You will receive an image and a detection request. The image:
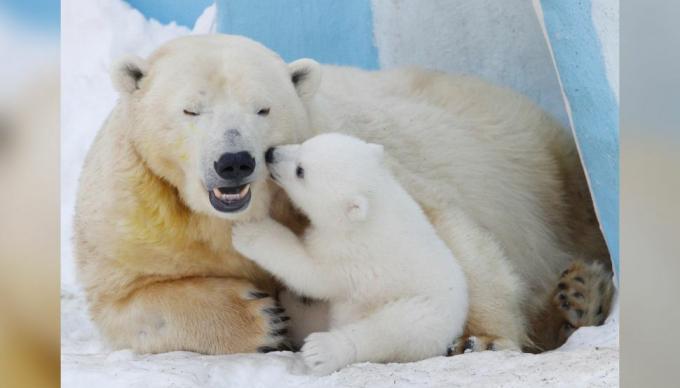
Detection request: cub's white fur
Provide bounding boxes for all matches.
[233,133,468,375]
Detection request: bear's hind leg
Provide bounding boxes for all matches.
[527,259,615,352]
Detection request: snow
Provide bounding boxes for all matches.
[62,281,619,388]
[60,1,619,386]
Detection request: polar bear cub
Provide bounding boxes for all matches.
[232,133,468,375]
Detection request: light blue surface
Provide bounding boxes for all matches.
[124,0,213,27]
[370,0,570,130]
[216,0,378,68]
[1,0,59,31]
[541,0,619,275]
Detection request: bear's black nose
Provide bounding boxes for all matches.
[214,151,256,181]
[265,147,276,164]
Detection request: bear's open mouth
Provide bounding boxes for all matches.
[208,184,251,212]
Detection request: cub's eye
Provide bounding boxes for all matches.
[296,165,304,179]
[257,107,270,116]
[183,109,199,116]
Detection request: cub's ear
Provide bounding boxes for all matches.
[111,55,148,94]
[368,143,384,160]
[346,195,369,222]
[288,58,321,100]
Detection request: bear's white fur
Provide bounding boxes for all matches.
[74,34,607,355]
[232,133,469,374]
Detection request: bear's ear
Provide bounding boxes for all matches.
[345,195,369,222]
[111,55,148,95]
[288,58,321,100]
[368,143,384,160]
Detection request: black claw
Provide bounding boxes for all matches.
[249,291,270,299]
[257,346,277,353]
[264,307,285,315]
[463,338,475,351]
[272,315,291,324]
[446,346,454,356]
[271,328,288,337]
[277,342,294,352]
[486,342,496,351]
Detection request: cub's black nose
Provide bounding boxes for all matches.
[214,151,256,180]
[265,147,276,164]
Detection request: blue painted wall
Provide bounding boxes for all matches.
[216,0,378,68]
[541,0,619,275]
[2,0,59,31]
[124,0,213,28]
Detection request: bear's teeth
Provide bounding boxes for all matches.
[213,185,250,202]
[239,184,251,198]
[221,193,240,201]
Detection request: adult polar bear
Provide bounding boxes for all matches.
[74,34,609,354]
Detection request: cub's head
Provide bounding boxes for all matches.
[112,34,321,219]
[265,133,385,228]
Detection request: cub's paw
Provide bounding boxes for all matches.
[448,335,519,355]
[301,332,356,376]
[231,221,264,256]
[554,260,615,338]
[232,218,285,259]
[241,287,292,352]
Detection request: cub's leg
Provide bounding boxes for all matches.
[528,259,615,352]
[427,207,527,354]
[302,296,461,375]
[92,277,290,354]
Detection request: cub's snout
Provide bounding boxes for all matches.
[265,147,276,164]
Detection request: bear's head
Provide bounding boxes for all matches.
[112,35,321,220]
[265,133,385,228]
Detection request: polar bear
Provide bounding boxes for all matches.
[232,133,469,374]
[74,34,612,355]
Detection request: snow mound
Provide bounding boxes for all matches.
[62,285,618,388]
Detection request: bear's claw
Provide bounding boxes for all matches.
[242,287,292,353]
[448,335,519,355]
[553,260,615,338]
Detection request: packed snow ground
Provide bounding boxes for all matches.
[60,1,619,386]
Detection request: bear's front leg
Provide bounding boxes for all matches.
[92,277,290,354]
[232,218,336,299]
[428,207,527,354]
